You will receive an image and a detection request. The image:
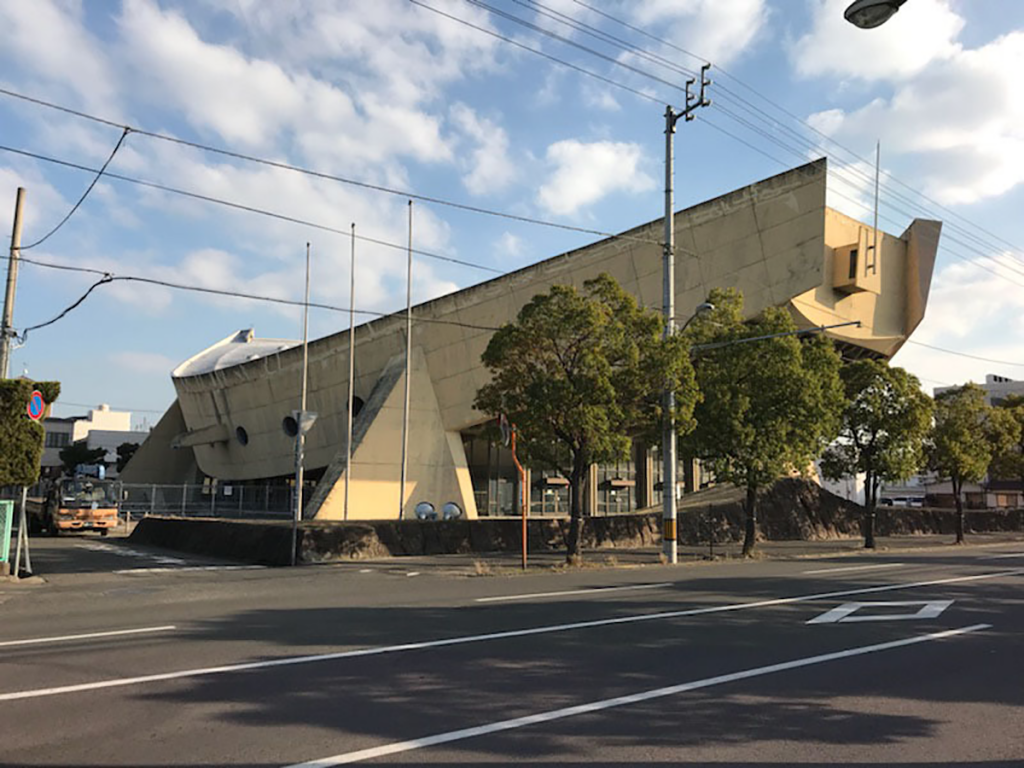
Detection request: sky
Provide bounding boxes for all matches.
[1,0,1023,429]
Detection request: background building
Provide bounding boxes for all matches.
[934,373,1024,406]
[42,404,149,479]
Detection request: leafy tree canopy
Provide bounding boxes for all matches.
[474,273,698,560]
[116,442,141,474]
[929,382,993,487]
[820,360,933,548]
[682,288,844,554]
[59,442,108,474]
[989,393,1024,483]
[0,379,60,487]
[684,288,844,494]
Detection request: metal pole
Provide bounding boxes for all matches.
[13,486,30,577]
[1,187,26,379]
[292,243,311,566]
[399,201,413,519]
[872,141,880,274]
[345,223,356,521]
[662,106,678,565]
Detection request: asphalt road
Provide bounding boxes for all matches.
[1,535,1023,766]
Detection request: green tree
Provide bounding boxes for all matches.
[0,379,60,487]
[989,393,1024,488]
[929,383,993,544]
[683,288,844,556]
[59,441,107,474]
[474,273,698,563]
[820,361,933,548]
[116,442,141,473]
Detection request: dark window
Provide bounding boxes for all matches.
[235,426,249,446]
[282,416,298,437]
[350,396,365,416]
[848,248,858,279]
[45,432,70,448]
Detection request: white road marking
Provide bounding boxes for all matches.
[801,563,906,575]
[808,600,954,625]
[0,625,176,648]
[475,583,674,603]
[983,552,1024,559]
[284,623,991,767]
[0,568,1018,703]
[113,566,265,575]
[76,542,187,566]
[406,572,420,577]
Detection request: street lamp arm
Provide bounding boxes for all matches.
[691,320,861,354]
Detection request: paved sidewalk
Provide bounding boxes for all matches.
[320,531,1024,577]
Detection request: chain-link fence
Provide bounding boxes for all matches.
[120,483,292,520]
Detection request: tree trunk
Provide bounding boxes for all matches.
[863,472,876,550]
[742,483,758,557]
[565,460,587,565]
[953,476,965,544]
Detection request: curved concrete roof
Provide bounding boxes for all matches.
[172,329,298,378]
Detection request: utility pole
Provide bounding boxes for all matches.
[399,201,413,519]
[291,243,313,566]
[1,187,26,379]
[345,223,356,521]
[662,66,711,565]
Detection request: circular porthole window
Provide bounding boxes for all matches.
[442,502,463,520]
[282,415,298,437]
[235,426,249,446]
[415,502,436,520]
[349,396,365,417]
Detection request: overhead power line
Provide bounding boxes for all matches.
[0,144,503,275]
[0,86,664,249]
[565,0,1024,264]
[19,128,130,250]
[1,252,504,336]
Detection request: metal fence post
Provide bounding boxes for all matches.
[210,483,216,517]
[181,482,187,516]
[238,485,243,518]
[150,484,156,517]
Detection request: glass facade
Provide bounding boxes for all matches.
[531,472,569,516]
[462,432,524,517]
[596,457,637,515]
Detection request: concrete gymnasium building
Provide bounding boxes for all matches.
[123,160,942,521]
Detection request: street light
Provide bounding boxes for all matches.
[844,0,907,29]
[681,301,715,332]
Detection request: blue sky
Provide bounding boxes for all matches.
[2,0,1023,428]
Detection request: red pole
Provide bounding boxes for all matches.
[511,429,527,571]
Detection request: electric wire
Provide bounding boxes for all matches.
[567,0,1024,263]
[0,144,503,275]
[18,127,130,251]
[0,85,664,249]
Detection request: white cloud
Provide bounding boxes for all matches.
[798,4,1024,206]
[538,139,655,216]
[791,0,964,82]
[0,0,117,113]
[449,103,518,196]
[109,351,177,375]
[892,252,1024,388]
[628,0,769,68]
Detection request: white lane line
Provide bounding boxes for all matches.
[802,563,906,575]
[0,625,177,649]
[475,583,674,603]
[0,568,1018,703]
[982,552,1024,560]
[285,623,991,767]
[113,566,265,575]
